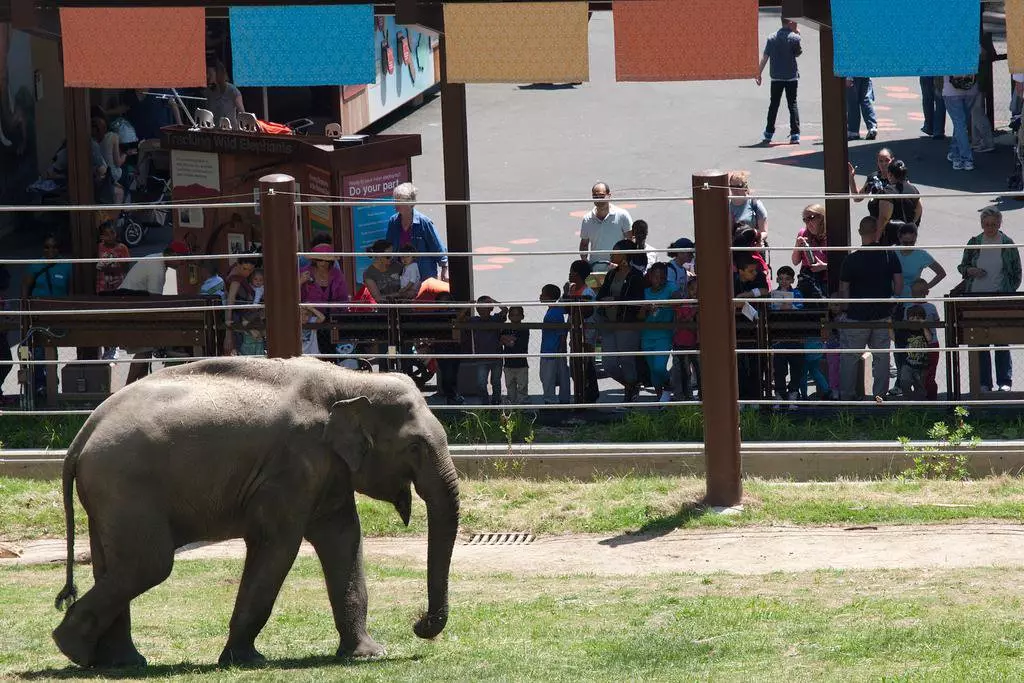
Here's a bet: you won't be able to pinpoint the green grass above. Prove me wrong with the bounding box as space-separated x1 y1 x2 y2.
4 559 1024 680
5 476 1024 542
4 409 1024 452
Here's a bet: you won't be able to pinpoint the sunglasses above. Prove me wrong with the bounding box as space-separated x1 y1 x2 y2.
730 184 748 189
802 214 820 222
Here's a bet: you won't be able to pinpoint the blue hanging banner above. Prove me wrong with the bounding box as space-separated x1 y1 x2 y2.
230 5 375 86
832 0 980 77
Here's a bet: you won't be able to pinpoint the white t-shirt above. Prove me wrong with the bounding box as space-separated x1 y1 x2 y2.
942 76 978 98
119 258 167 294
970 237 1004 293
400 262 421 289
580 204 633 264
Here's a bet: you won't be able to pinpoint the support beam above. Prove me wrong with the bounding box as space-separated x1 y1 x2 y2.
62 86 95 296
258 174 302 358
818 24 850 294
439 34 473 302
692 170 742 508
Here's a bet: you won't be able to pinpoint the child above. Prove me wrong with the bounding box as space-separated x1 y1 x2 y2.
95 221 129 294
825 294 844 396
666 237 695 293
198 261 226 303
899 305 932 400
250 268 265 305
770 265 805 408
907 278 940 400
434 292 467 405
640 262 675 402
397 244 421 299
671 277 700 400
565 259 599 403
539 284 570 404
500 306 530 405
301 305 326 356
471 295 508 405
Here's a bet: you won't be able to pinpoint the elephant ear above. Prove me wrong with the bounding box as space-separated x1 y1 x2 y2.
324 396 375 472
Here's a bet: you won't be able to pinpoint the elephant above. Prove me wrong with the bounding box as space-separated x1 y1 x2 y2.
51 356 460 668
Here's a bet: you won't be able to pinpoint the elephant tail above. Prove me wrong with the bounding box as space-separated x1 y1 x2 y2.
53 451 78 611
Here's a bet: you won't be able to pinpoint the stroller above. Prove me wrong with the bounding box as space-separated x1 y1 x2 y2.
115 175 173 247
1008 114 1024 195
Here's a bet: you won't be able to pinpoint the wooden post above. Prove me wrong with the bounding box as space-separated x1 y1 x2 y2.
258 174 302 358
692 171 742 508
819 25 850 296
439 34 474 302
63 87 95 296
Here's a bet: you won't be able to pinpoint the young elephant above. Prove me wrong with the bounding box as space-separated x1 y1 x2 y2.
52 356 460 668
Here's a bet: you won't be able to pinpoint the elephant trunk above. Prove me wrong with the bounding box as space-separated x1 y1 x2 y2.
413 456 459 640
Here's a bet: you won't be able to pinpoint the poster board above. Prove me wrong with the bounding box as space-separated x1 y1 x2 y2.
342 165 409 281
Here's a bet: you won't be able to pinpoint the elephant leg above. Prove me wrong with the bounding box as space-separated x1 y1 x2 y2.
306 507 384 658
89 530 146 668
218 528 303 667
53 512 174 668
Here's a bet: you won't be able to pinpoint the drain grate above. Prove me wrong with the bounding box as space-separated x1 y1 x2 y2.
465 532 535 546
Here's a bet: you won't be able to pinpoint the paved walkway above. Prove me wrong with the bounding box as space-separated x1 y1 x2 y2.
4 523 1023 575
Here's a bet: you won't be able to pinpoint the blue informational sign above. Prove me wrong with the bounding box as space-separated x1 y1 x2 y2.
351 202 395 282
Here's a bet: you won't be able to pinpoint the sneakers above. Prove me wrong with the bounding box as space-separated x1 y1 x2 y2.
847 132 861 141
659 390 672 403
973 145 995 153
952 160 965 171
947 152 955 162
761 134 772 145
963 161 975 171
789 134 800 144
999 385 1013 392
866 129 878 140
980 385 992 393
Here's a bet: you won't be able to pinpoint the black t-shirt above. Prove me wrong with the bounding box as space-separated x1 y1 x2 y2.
840 246 902 321
881 181 920 225
500 326 530 368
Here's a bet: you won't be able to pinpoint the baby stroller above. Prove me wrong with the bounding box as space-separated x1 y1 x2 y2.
116 175 173 247
1007 114 1024 196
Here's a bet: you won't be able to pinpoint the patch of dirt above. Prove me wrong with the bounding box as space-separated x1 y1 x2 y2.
4 523 1024 575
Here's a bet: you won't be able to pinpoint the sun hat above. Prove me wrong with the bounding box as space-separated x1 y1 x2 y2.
310 243 336 261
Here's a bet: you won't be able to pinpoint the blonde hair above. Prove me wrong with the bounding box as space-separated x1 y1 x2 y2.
728 170 751 187
803 204 827 236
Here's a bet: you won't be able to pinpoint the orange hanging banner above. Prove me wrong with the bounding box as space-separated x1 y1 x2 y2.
60 8 207 88
443 2 589 84
614 0 759 82
1008 0 1024 74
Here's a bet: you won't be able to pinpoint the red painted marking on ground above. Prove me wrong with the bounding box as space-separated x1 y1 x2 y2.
487 257 515 264
508 238 539 245
907 112 926 121
475 246 511 254
473 264 503 271
619 203 637 209
788 150 815 157
876 118 896 123
875 105 892 111
882 86 910 92
886 92 919 100
569 210 588 218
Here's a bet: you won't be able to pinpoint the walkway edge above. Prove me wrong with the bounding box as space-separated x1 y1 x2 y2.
2 441 1024 480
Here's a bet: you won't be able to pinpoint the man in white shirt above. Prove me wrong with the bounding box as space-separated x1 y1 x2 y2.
118 240 189 295
579 181 632 271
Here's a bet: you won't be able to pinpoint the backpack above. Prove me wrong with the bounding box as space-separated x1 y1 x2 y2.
950 75 976 91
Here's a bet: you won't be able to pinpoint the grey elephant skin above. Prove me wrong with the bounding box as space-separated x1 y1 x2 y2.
51 356 460 668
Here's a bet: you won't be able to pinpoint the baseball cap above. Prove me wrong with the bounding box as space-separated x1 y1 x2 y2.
166 240 190 255
667 237 695 255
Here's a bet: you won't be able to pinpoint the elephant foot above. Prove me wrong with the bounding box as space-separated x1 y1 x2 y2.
218 644 267 668
337 634 386 659
93 639 147 669
53 618 96 668
413 612 448 639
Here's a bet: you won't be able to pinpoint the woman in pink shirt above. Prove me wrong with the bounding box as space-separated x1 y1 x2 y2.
791 203 828 292
300 243 350 354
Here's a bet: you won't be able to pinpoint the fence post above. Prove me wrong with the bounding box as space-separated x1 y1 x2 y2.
691 171 742 507
259 174 302 358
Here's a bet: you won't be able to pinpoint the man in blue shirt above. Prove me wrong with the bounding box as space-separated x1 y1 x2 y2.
386 182 449 282
755 17 802 145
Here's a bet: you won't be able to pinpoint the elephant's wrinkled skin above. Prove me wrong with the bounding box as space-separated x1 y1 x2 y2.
51 357 460 668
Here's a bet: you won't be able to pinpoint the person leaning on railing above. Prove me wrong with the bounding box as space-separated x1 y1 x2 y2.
957 207 1022 392
21 234 71 400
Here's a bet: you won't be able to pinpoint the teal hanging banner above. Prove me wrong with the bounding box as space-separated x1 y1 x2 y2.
832 0 979 77
230 5 375 86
